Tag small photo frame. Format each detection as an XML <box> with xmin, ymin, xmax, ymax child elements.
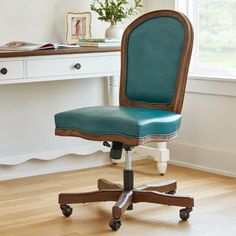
<box><xmin>66</xmin><ymin>12</ymin><xmax>92</xmax><ymax>44</ymax></box>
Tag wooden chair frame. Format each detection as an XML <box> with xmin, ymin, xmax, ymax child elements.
<box><xmin>57</xmin><ymin>10</ymin><xmax>194</xmax><ymax>231</ymax></box>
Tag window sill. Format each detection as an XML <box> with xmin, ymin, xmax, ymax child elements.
<box><xmin>189</xmin><ymin>74</ymin><xmax>236</xmax><ymax>82</ymax></box>
<box><xmin>186</xmin><ymin>74</ymin><xmax>236</xmax><ymax>97</ymax></box>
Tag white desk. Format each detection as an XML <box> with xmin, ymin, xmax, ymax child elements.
<box><xmin>0</xmin><ymin>48</ymin><xmax>120</xmax><ymax>86</ymax></box>
<box><xmin>0</xmin><ymin>48</ymin><xmax>169</xmax><ymax>178</ymax></box>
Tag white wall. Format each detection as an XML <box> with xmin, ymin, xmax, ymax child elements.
<box><xmin>145</xmin><ymin>0</ymin><xmax>175</xmax><ymax>11</ymax></box>
<box><xmin>0</xmin><ymin>0</ymin><xmax>106</xmax><ymax>45</ymax></box>
<box><xmin>169</xmin><ymin>87</ymin><xmax>236</xmax><ymax>177</ymax></box>
<box><xmin>0</xmin><ymin>0</ymin><xmax>145</xmax><ymax>45</ymax></box>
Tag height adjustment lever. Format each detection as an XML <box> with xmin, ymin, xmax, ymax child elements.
<box><xmin>103</xmin><ymin>141</ymin><xmax>111</xmax><ymax>148</ymax></box>
<box><xmin>110</xmin><ymin>142</ymin><xmax>123</xmax><ymax>160</ymax></box>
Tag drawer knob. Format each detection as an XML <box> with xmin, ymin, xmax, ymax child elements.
<box><xmin>74</xmin><ymin>63</ymin><xmax>81</xmax><ymax>70</ymax></box>
<box><xmin>0</xmin><ymin>67</ymin><xmax>7</xmax><ymax>75</ymax></box>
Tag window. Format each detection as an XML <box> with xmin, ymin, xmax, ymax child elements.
<box><xmin>177</xmin><ymin>0</ymin><xmax>236</xmax><ymax>79</ymax></box>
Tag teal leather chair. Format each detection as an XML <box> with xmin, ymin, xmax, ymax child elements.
<box><xmin>55</xmin><ymin>10</ymin><xmax>194</xmax><ymax>231</ymax></box>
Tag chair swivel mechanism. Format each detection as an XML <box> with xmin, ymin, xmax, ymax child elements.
<box><xmin>54</xmin><ymin>10</ymin><xmax>194</xmax><ymax>231</ymax></box>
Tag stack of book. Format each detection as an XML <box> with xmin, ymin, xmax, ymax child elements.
<box><xmin>0</xmin><ymin>41</ymin><xmax>80</xmax><ymax>51</ymax></box>
<box><xmin>78</xmin><ymin>38</ymin><xmax>121</xmax><ymax>47</ymax></box>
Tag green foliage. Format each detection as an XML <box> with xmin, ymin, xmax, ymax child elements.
<box><xmin>91</xmin><ymin>0</ymin><xmax>143</xmax><ymax>25</ymax></box>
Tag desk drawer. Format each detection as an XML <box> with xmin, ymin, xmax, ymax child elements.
<box><xmin>27</xmin><ymin>54</ymin><xmax>120</xmax><ymax>78</ymax></box>
<box><xmin>0</xmin><ymin>61</ymin><xmax>24</xmax><ymax>80</ymax></box>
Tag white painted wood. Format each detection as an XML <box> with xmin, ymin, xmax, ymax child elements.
<box><xmin>0</xmin><ymin>51</ymin><xmax>120</xmax><ymax>170</ymax></box>
<box><xmin>0</xmin><ymin>151</ymin><xmax>112</xmax><ymax>181</ymax></box>
<box><xmin>0</xmin><ymin>142</ymin><xmax>108</xmax><ymax>166</ymax></box>
<box><xmin>26</xmin><ymin>53</ymin><xmax>120</xmax><ymax>79</ymax></box>
<box><xmin>0</xmin><ymin>52</ymin><xmax>121</xmax><ymax>85</ymax></box>
<box><xmin>107</xmin><ymin>75</ymin><xmax>120</xmax><ymax>106</ymax></box>
<box><xmin>0</xmin><ymin>60</ymin><xmax>24</xmax><ymax>80</ymax></box>
<box><xmin>187</xmin><ymin>76</ymin><xmax>236</xmax><ymax>97</ymax></box>
<box><xmin>134</xmin><ymin>144</ymin><xmax>169</xmax><ymax>175</ymax></box>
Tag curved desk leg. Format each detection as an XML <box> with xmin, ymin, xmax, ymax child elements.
<box><xmin>156</xmin><ymin>142</ymin><xmax>169</xmax><ymax>175</ymax></box>
<box><xmin>107</xmin><ymin>76</ymin><xmax>169</xmax><ymax>175</ymax></box>
<box><xmin>133</xmin><ymin>143</ymin><xmax>169</xmax><ymax>175</ymax></box>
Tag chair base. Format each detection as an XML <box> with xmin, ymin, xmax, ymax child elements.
<box><xmin>59</xmin><ymin>177</ymin><xmax>194</xmax><ymax>231</ymax></box>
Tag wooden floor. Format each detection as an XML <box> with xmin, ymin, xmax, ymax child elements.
<box><xmin>1</xmin><ymin>159</ymin><xmax>236</xmax><ymax>236</ymax></box>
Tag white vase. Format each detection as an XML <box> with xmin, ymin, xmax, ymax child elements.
<box><xmin>105</xmin><ymin>24</ymin><xmax>123</xmax><ymax>40</ymax></box>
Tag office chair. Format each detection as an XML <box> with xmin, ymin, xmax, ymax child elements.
<box><xmin>55</xmin><ymin>10</ymin><xmax>194</xmax><ymax>231</ymax></box>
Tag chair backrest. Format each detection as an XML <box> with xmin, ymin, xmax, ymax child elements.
<box><xmin>119</xmin><ymin>10</ymin><xmax>193</xmax><ymax>114</ymax></box>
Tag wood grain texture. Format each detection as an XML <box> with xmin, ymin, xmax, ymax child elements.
<box><xmin>55</xmin><ymin>128</ymin><xmax>178</xmax><ymax>146</ymax></box>
<box><xmin>0</xmin><ymin>47</ymin><xmax>120</xmax><ymax>58</ymax></box>
<box><xmin>112</xmin><ymin>191</ymin><xmax>133</xmax><ymax>219</ymax></box>
<box><xmin>0</xmin><ymin>160</ymin><xmax>236</xmax><ymax>236</ymax></box>
<box><xmin>135</xmin><ymin>179</ymin><xmax>177</xmax><ymax>192</ymax></box>
<box><xmin>97</xmin><ymin>178</ymin><xmax>123</xmax><ymax>190</ymax></box>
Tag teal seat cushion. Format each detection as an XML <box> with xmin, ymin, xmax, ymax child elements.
<box><xmin>55</xmin><ymin>106</ymin><xmax>181</xmax><ymax>139</ymax></box>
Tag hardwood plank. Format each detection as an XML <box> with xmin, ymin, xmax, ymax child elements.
<box><xmin>0</xmin><ymin>159</ymin><xmax>236</xmax><ymax>236</ymax></box>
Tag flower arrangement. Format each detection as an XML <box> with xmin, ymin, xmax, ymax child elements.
<box><xmin>90</xmin><ymin>0</ymin><xmax>143</xmax><ymax>25</ymax></box>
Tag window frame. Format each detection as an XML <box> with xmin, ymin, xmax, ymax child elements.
<box><xmin>176</xmin><ymin>0</ymin><xmax>236</xmax><ymax>80</ymax></box>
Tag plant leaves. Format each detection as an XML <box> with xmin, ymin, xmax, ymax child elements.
<box><xmin>91</xmin><ymin>0</ymin><xmax>143</xmax><ymax>24</ymax></box>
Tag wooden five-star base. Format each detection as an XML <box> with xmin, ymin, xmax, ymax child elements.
<box><xmin>58</xmin><ymin>150</ymin><xmax>194</xmax><ymax>231</ymax></box>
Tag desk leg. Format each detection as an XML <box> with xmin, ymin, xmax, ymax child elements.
<box><xmin>155</xmin><ymin>142</ymin><xmax>169</xmax><ymax>175</ymax></box>
<box><xmin>107</xmin><ymin>76</ymin><xmax>120</xmax><ymax>106</ymax></box>
<box><xmin>133</xmin><ymin>142</ymin><xmax>169</xmax><ymax>175</ymax></box>
<box><xmin>107</xmin><ymin>76</ymin><xmax>169</xmax><ymax>175</ymax></box>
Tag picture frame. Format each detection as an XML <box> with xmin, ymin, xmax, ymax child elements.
<box><xmin>65</xmin><ymin>12</ymin><xmax>92</xmax><ymax>45</ymax></box>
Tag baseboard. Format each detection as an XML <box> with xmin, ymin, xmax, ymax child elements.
<box><xmin>168</xmin><ymin>142</ymin><xmax>236</xmax><ymax>178</ymax></box>
<box><xmin>2</xmin><ymin>141</ymin><xmax>234</xmax><ymax>180</ymax></box>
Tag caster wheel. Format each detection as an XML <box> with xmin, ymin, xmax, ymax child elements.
<box><xmin>166</xmin><ymin>190</ymin><xmax>176</xmax><ymax>195</ymax></box>
<box><xmin>179</xmin><ymin>207</ymin><xmax>192</xmax><ymax>221</ymax></box>
<box><xmin>60</xmin><ymin>204</ymin><xmax>73</xmax><ymax>217</ymax></box>
<box><xmin>109</xmin><ymin>218</ymin><xmax>121</xmax><ymax>231</ymax></box>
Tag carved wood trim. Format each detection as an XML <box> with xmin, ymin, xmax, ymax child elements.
<box><xmin>55</xmin><ymin>129</ymin><xmax>178</xmax><ymax>146</ymax></box>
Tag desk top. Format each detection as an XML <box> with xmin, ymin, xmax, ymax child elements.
<box><xmin>0</xmin><ymin>46</ymin><xmax>120</xmax><ymax>58</ymax></box>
